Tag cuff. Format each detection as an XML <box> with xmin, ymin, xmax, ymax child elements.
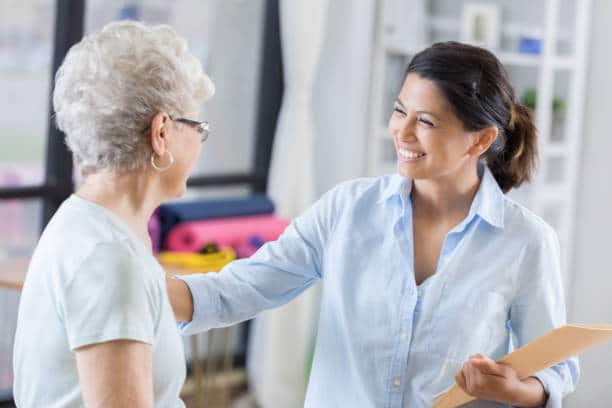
<box><xmin>532</xmin><ymin>369</ymin><xmax>563</xmax><ymax>408</ymax></box>
<box><xmin>173</xmin><ymin>274</ymin><xmax>220</xmax><ymax>336</ymax></box>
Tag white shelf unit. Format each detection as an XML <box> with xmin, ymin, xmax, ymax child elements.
<box><xmin>366</xmin><ymin>0</ymin><xmax>592</xmax><ymax>292</ymax></box>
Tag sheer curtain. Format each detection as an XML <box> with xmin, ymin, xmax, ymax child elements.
<box><xmin>249</xmin><ymin>1</ymin><xmax>329</xmax><ymax>406</ymax></box>
<box><xmin>248</xmin><ymin>0</ymin><xmax>379</xmax><ymax>406</ymax></box>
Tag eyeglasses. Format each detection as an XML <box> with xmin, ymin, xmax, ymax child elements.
<box><xmin>169</xmin><ymin>116</ymin><xmax>210</xmax><ymax>143</ymax></box>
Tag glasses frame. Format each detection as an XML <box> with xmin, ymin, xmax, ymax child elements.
<box><xmin>170</xmin><ymin>115</ymin><xmax>210</xmax><ymax>143</ymax></box>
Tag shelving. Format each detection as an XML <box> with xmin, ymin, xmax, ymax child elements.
<box><xmin>367</xmin><ymin>0</ymin><xmax>592</xmax><ymax>291</ymax></box>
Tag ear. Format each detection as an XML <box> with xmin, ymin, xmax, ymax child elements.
<box><xmin>149</xmin><ymin>112</ymin><xmax>171</xmax><ymax>157</ymax></box>
<box><xmin>467</xmin><ymin>126</ymin><xmax>498</xmax><ymax>157</ymax></box>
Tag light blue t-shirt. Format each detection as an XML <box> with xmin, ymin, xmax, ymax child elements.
<box><xmin>13</xmin><ymin>195</ymin><xmax>186</xmax><ymax>407</ymax></box>
<box><xmin>177</xmin><ymin>165</ymin><xmax>579</xmax><ymax>407</ymax></box>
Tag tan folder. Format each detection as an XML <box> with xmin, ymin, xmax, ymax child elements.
<box><xmin>432</xmin><ymin>324</ymin><xmax>612</xmax><ymax>408</ymax></box>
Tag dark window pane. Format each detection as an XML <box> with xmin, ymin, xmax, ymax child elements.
<box><xmin>0</xmin><ymin>1</ymin><xmax>55</xmax><ymax>188</ymax></box>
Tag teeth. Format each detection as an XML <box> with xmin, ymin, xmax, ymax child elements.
<box><xmin>398</xmin><ymin>148</ymin><xmax>425</xmax><ymax>159</ymax></box>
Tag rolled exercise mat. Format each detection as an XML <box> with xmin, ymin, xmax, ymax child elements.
<box><xmin>157</xmin><ymin>248</ymin><xmax>237</xmax><ymax>272</ymax></box>
<box><xmin>158</xmin><ymin>194</ymin><xmax>275</xmax><ymax>248</ymax></box>
<box><xmin>165</xmin><ymin>215</ymin><xmax>290</xmax><ymax>255</ymax></box>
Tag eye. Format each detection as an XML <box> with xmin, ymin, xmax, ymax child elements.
<box><xmin>393</xmin><ymin>105</ymin><xmax>406</xmax><ymax>116</ymax></box>
<box><xmin>418</xmin><ymin>117</ymin><xmax>434</xmax><ymax>127</ymax></box>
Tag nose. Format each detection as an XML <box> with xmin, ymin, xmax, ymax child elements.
<box><xmin>396</xmin><ymin>115</ymin><xmax>417</xmax><ymax>142</ymax></box>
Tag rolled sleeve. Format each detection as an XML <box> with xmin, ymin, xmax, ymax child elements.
<box><xmin>175</xmin><ymin>273</ymin><xmax>221</xmax><ymax>335</ymax></box>
<box><xmin>533</xmin><ymin>360</ymin><xmax>579</xmax><ymax>408</ymax></box>
<box><xmin>510</xmin><ymin>224</ymin><xmax>580</xmax><ymax>405</ymax></box>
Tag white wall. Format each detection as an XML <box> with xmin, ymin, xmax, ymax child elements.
<box><xmin>566</xmin><ymin>0</ymin><xmax>612</xmax><ymax>405</ymax></box>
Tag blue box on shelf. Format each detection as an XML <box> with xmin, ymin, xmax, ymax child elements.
<box><xmin>519</xmin><ymin>37</ymin><xmax>542</xmax><ymax>55</ymax></box>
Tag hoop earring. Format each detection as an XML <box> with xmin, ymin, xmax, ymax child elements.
<box><xmin>151</xmin><ymin>151</ymin><xmax>174</xmax><ymax>171</ymax></box>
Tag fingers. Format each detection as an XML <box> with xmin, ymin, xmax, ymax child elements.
<box><xmin>455</xmin><ymin>368</ymin><xmax>467</xmax><ymax>390</ymax></box>
<box><xmin>468</xmin><ymin>354</ymin><xmax>507</xmax><ymax>377</ymax></box>
<box><xmin>456</xmin><ymin>355</ymin><xmax>517</xmax><ymax>402</ymax></box>
<box><xmin>459</xmin><ymin>360</ymin><xmax>489</xmax><ymax>397</ymax></box>
<box><xmin>455</xmin><ymin>356</ymin><xmax>482</xmax><ymax>390</ymax></box>
<box><xmin>466</xmin><ymin>361</ymin><xmax>481</xmax><ymax>393</ymax></box>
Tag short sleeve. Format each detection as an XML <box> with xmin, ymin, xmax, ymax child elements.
<box><xmin>56</xmin><ymin>241</ymin><xmax>162</xmax><ymax>350</ymax></box>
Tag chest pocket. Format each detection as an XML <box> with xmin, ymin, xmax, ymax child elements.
<box><xmin>427</xmin><ymin>291</ymin><xmax>507</xmax><ymax>363</ymax></box>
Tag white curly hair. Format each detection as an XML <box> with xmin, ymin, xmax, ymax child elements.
<box><xmin>53</xmin><ymin>20</ymin><xmax>215</xmax><ymax>174</ymax></box>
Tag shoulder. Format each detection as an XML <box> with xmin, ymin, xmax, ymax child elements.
<box><xmin>35</xmin><ymin>197</ymin><xmax>128</xmax><ymax>263</ymax></box>
<box><xmin>502</xmin><ymin>197</ymin><xmax>561</xmax><ymax>281</ymax></box>
<box><xmin>32</xmin><ymin>198</ymin><xmax>152</xmax><ymax>292</ymax></box>
<box><xmin>58</xmin><ymin>239</ymin><xmax>162</xmax><ymax>320</ymax></box>
<box><xmin>59</xmin><ymin>240</ymin><xmax>154</xmax><ymax>301</ymax></box>
<box><xmin>502</xmin><ymin>196</ymin><xmax>559</xmax><ymax>247</ymax></box>
<box><xmin>292</xmin><ymin>176</ymin><xmax>390</xmax><ymax>234</ymax></box>
<box><xmin>300</xmin><ymin>176</ymin><xmax>391</xmax><ymax>224</ymax></box>
<box><xmin>323</xmin><ymin>175</ymin><xmax>393</xmax><ymax>206</ymax></box>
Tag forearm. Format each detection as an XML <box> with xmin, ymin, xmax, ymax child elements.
<box><xmin>166</xmin><ymin>276</ymin><xmax>194</xmax><ymax>322</ymax></box>
<box><xmin>166</xmin><ymin>218</ymin><xmax>325</xmax><ymax>333</ymax></box>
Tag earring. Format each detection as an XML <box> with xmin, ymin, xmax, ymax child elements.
<box><xmin>151</xmin><ymin>151</ymin><xmax>174</xmax><ymax>171</ymax></box>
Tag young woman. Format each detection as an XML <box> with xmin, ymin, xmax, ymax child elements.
<box><xmin>167</xmin><ymin>42</ymin><xmax>578</xmax><ymax>407</ymax></box>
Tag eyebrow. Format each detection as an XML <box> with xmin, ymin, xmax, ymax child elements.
<box><xmin>394</xmin><ymin>98</ymin><xmax>442</xmax><ymax>121</ymax></box>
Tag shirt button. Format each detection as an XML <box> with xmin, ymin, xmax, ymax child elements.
<box><xmin>401</xmin><ymin>333</ymin><xmax>408</xmax><ymax>341</ymax></box>
<box><xmin>393</xmin><ymin>378</ymin><xmax>401</xmax><ymax>387</ymax></box>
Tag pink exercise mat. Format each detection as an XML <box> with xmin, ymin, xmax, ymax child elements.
<box><xmin>165</xmin><ymin>214</ymin><xmax>290</xmax><ymax>257</ymax></box>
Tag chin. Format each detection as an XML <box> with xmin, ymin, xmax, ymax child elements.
<box><xmin>397</xmin><ymin>163</ymin><xmax>418</xmax><ymax>179</ymax></box>
<box><xmin>397</xmin><ymin>157</ymin><xmax>440</xmax><ymax>179</ymax></box>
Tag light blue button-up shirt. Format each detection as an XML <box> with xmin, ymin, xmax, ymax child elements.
<box><xmin>177</xmin><ymin>166</ymin><xmax>579</xmax><ymax>407</ymax></box>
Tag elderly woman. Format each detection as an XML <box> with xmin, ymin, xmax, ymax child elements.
<box><xmin>13</xmin><ymin>21</ymin><xmax>213</xmax><ymax>407</ymax></box>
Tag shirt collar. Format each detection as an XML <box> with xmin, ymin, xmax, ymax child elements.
<box><xmin>377</xmin><ymin>164</ymin><xmax>505</xmax><ymax>229</ymax></box>
<box><xmin>378</xmin><ymin>174</ymin><xmax>412</xmax><ymax>207</ymax></box>
<box><xmin>469</xmin><ymin>164</ymin><xmax>505</xmax><ymax>229</ymax></box>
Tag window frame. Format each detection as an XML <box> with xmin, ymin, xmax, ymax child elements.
<box><xmin>0</xmin><ymin>0</ymin><xmax>282</xmax><ymax>229</ymax></box>
<box><xmin>0</xmin><ymin>0</ymin><xmax>283</xmax><ymax>399</ymax></box>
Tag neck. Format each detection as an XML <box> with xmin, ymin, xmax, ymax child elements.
<box><xmin>76</xmin><ymin>168</ymin><xmax>162</xmax><ymax>247</ymax></box>
<box><xmin>411</xmin><ymin>163</ymin><xmax>481</xmax><ymax>218</ymax></box>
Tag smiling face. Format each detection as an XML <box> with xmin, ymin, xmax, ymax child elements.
<box><xmin>388</xmin><ymin>73</ymin><xmax>484</xmax><ymax>182</ymax></box>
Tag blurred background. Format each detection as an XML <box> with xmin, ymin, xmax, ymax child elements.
<box><xmin>0</xmin><ymin>0</ymin><xmax>610</xmax><ymax>407</ymax></box>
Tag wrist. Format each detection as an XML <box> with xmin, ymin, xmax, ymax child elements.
<box><xmin>509</xmin><ymin>377</ymin><xmax>547</xmax><ymax>408</ymax></box>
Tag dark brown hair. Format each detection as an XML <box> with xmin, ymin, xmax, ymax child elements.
<box><xmin>405</xmin><ymin>41</ymin><xmax>537</xmax><ymax>193</ymax></box>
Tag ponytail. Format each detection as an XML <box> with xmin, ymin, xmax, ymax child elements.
<box><xmin>486</xmin><ymin>103</ymin><xmax>538</xmax><ymax>193</ymax></box>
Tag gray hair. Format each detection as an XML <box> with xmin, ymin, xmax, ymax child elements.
<box><xmin>53</xmin><ymin>21</ymin><xmax>215</xmax><ymax>174</ymax></box>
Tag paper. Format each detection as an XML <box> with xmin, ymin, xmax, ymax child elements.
<box><xmin>432</xmin><ymin>324</ymin><xmax>612</xmax><ymax>408</ymax></box>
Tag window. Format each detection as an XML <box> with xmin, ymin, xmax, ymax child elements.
<box><xmin>84</xmin><ymin>0</ymin><xmax>271</xmax><ymax>199</ymax></box>
<box><xmin>0</xmin><ymin>1</ymin><xmax>54</xmax><ymax>253</ymax></box>
<box><xmin>0</xmin><ymin>1</ymin><xmax>282</xmax><ymax>400</ymax></box>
